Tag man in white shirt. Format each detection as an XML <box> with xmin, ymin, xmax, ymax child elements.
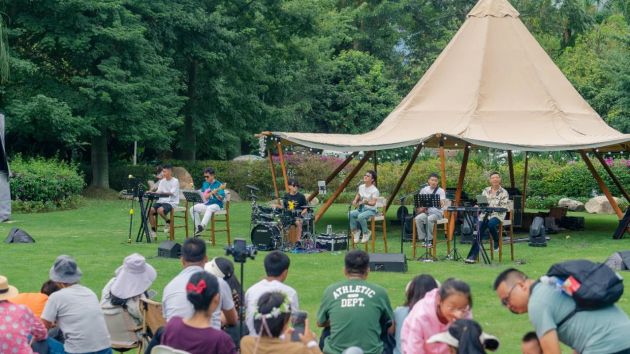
<box><xmin>414</xmin><ymin>173</ymin><xmax>446</xmax><ymax>247</ymax></box>
<box><xmin>244</xmin><ymin>251</ymin><xmax>299</xmax><ymax>335</ymax></box>
<box><xmin>148</xmin><ymin>164</ymin><xmax>180</xmax><ymax>239</ymax></box>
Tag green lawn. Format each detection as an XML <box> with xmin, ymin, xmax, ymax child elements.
<box><xmin>1</xmin><ymin>199</ymin><xmax>629</xmax><ymax>353</ymax></box>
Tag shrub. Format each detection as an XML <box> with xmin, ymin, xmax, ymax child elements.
<box><xmin>10</xmin><ymin>156</ymin><xmax>85</xmax><ymax>212</ymax></box>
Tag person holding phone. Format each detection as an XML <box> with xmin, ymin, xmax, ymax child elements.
<box><xmin>240</xmin><ymin>291</ymin><xmax>321</xmax><ymax>354</ymax></box>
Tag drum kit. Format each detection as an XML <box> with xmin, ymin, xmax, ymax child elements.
<box><xmin>247</xmin><ymin>185</ymin><xmax>316</xmax><ymax>251</ymax></box>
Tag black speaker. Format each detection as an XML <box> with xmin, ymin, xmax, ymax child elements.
<box><xmin>369</xmin><ymin>253</ymin><xmax>407</xmax><ymax>273</ymax></box>
<box><xmin>158</xmin><ymin>240</ymin><xmax>181</xmax><ymax>258</ymax></box>
<box><xmin>512</xmin><ymin>195</ymin><xmax>523</xmax><ymax>227</ymax></box>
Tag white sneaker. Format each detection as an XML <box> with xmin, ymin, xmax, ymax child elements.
<box><xmin>353</xmin><ymin>230</ymin><xmax>361</xmax><ymax>243</ymax></box>
<box><xmin>150</xmin><ymin>230</ymin><xmax>157</xmax><ymax>241</ymax></box>
<box><xmin>163</xmin><ymin>224</ymin><xmax>170</xmax><ymax>233</ymax></box>
<box><xmin>361</xmin><ymin>231</ymin><xmax>371</xmax><ymax>243</ymax></box>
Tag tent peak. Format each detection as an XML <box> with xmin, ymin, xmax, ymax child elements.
<box><xmin>467</xmin><ymin>0</ymin><xmax>519</xmax><ymax>18</ymax></box>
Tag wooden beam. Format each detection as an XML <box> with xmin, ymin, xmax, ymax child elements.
<box><xmin>268</xmin><ymin>148</ymin><xmax>280</xmax><ymax>200</ymax></box>
<box><xmin>522</xmin><ymin>153</ymin><xmax>529</xmax><ymax>210</ymax></box>
<box><xmin>277</xmin><ymin>142</ymin><xmax>289</xmax><ymax>192</ymax></box>
<box><xmin>373</xmin><ymin>151</ymin><xmax>378</xmax><ymax>187</ymax></box>
<box><xmin>580</xmin><ymin>151</ymin><xmax>624</xmax><ymax>219</ymax></box>
<box><xmin>449</xmin><ymin>147</ymin><xmax>470</xmax><ymax>247</ymax></box>
<box><xmin>307</xmin><ymin>152</ymin><xmax>358</xmax><ymax>202</ymax></box>
<box><xmin>508</xmin><ymin>150</ymin><xmax>515</xmax><ymax>189</ymax></box>
<box><xmin>385</xmin><ymin>144</ymin><xmax>423</xmax><ymax>212</ymax></box>
<box><xmin>593</xmin><ymin>150</ymin><xmax>630</xmax><ymax>203</ymax></box>
<box><xmin>315</xmin><ymin>152</ymin><xmax>373</xmax><ymax>223</ymax></box>
<box><xmin>439</xmin><ymin>142</ymin><xmax>447</xmax><ymax>190</ymax></box>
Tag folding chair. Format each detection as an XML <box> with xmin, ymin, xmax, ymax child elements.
<box><xmin>210</xmin><ymin>190</ymin><xmax>231</xmax><ymax>246</ymax></box>
<box><xmin>139</xmin><ymin>298</ymin><xmax>166</xmax><ymax>353</ymax></box>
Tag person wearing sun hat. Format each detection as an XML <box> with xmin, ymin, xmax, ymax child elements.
<box><xmin>0</xmin><ymin>275</ymin><xmax>48</xmax><ymax>353</ymax></box>
<box><xmin>101</xmin><ymin>253</ymin><xmax>157</xmax><ymax>326</ymax></box>
<box><xmin>427</xmin><ymin>319</ymin><xmax>499</xmax><ymax>354</ymax></box>
<box><xmin>41</xmin><ymin>255</ymin><xmax>112</xmax><ymax>354</ymax></box>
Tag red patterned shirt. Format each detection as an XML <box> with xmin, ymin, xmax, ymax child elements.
<box><xmin>0</xmin><ymin>300</ymin><xmax>47</xmax><ymax>354</ymax></box>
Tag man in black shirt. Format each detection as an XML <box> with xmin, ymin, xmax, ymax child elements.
<box><xmin>281</xmin><ymin>178</ymin><xmax>308</xmax><ymax>242</ymax></box>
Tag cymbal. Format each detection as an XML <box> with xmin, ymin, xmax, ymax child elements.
<box><xmin>246</xmin><ymin>184</ymin><xmax>260</xmax><ymax>191</ymax></box>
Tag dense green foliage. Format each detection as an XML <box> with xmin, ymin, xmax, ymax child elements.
<box><xmin>0</xmin><ymin>0</ymin><xmax>628</xmax><ymax>188</ymax></box>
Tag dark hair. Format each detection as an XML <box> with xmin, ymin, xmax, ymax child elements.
<box><xmin>493</xmin><ymin>268</ymin><xmax>527</xmax><ymax>290</ymax></box>
<box><xmin>428</xmin><ymin>173</ymin><xmax>440</xmax><ymax>180</ymax></box>
<box><xmin>40</xmin><ymin>280</ymin><xmax>61</xmax><ymax>296</ymax></box>
<box><xmin>186</xmin><ymin>272</ymin><xmax>220</xmax><ymax>312</ymax></box>
<box><xmin>204</xmin><ymin>167</ymin><xmax>215</xmax><ymax>175</ymax></box>
<box><xmin>162</xmin><ymin>164</ymin><xmax>173</xmax><ymax>170</ymax></box>
<box><xmin>264</xmin><ymin>251</ymin><xmax>291</xmax><ymax>277</ymax></box>
<box><xmin>522</xmin><ymin>331</ymin><xmax>538</xmax><ymax>343</ymax></box>
<box><xmin>405</xmin><ymin>274</ymin><xmax>438</xmax><ymax>309</ymax></box>
<box><xmin>345</xmin><ymin>250</ymin><xmax>370</xmax><ymax>275</ymax></box>
<box><xmin>439</xmin><ymin>278</ymin><xmax>472</xmax><ymax>308</ymax></box>
<box><xmin>365</xmin><ymin>170</ymin><xmax>377</xmax><ymax>184</ymax></box>
<box><xmin>155</xmin><ymin>165</ymin><xmax>163</xmax><ymax>174</ymax></box>
<box><xmin>287</xmin><ymin>178</ymin><xmax>299</xmax><ymax>187</ymax></box>
<box><xmin>489</xmin><ymin>171</ymin><xmax>501</xmax><ymax>178</ymax></box>
<box><xmin>214</xmin><ymin>257</ymin><xmax>243</xmax><ymax>314</ymax></box>
<box><xmin>182</xmin><ymin>237</ymin><xmax>206</xmax><ymax>263</ymax></box>
<box><xmin>253</xmin><ymin>292</ymin><xmax>291</xmax><ymax>337</ymax></box>
<box><xmin>449</xmin><ymin>319</ymin><xmax>487</xmax><ymax>354</ymax></box>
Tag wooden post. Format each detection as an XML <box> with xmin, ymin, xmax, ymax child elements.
<box><xmin>508</xmin><ymin>150</ymin><xmax>515</xmax><ymax>189</ymax></box>
<box><xmin>594</xmin><ymin>150</ymin><xmax>630</xmax><ymax>203</ymax></box>
<box><xmin>580</xmin><ymin>151</ymin><xmax>624</xmax><ymax>219</ymax></box>
<box><xmin>385</xmin><ymin>144</ymin><xmax>423</xmax><ymax>212</ymax></box>
<box><xmin>277</xmin><ymin>142</ymin><xmax>289</xmax><ymax>192</ymax></box>
<box><xmin>522</xmin><ymin>153</ymin><xmax>529</xmax><ymax>210</ymax></box>
<box><xmin>307</xmin><ymin>152</ymin><xmax>358</xmax><ymax>202</ymax></box>
<box><xmin>268</xmin><ymin>148</ymin><xmax>280</xmax><ymax>200</ymax></box>
<box><xmin>315</xmin><ymin>152</ymin><xmax>373</xmax><ymax>223</ymax></box>
<box><xmin>373</xmin><ymin>151</ymin><xmax>378</xmax><ymax>187</ymax></box>
<box><xmin>439</xmin><ymin>142</ymin><xmax>447</xmax><ymax>190</ymax></box>
<box><xmin>448</xmin><ymin>147</ymin><xmax>470</xmax><ymax>249</ymax></box>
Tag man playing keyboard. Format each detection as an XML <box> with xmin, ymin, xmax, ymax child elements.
<box><xmin>149</xmin><ymin>164</ymin><xmax>180</xmax><ymax>240</ymax></box>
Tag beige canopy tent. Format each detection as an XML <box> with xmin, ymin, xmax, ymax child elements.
<box><xmin>260</xmin><ymin>0</ymin><xmax>630</xmax><ymax>233</ymax></box>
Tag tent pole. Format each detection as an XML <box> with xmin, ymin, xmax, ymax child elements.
<box><xmin>522</xmin><ymin>153</ymin><xmax>529</xmax><ymax>210</ymax></box>
<box><xmin>580</xmin><ymin>151</ymin><xmax>623</xmax><ymax>219</ymax></box>
<box><xmin>268</xmin><ymin>148</ymin><xmax>280</xmax><ymax>200</ymax></box>
<box><xmin>277</xmin><ymin>142</ymin><xmax>289</xmax><ymax>192</ymax></box>
<box><xmin>448</xmin><ymin>147</ymin><xmax>470</xmax><ymax>252</ymax></box>
<box><xmin>373</xmin><ymin>151</ymin><xmax>378</xmax><ymax>187</ymax></box>
<box><xmin>439</xmin><ymin>141</ymin><xmax>447</xmax><ymax>190</ymax></box>
<box><xmin>508</xmin><ymin>151</ymin><xmax>515</xmax><ymax>189</ymax></box>
<box><xmin>385</xmin><ymin>144</ymin><xmax>423</xmax><ymax>212</ymax></box>
<box><xmin>307</xmin><ymin>152</ymin><xmax>358</xmax><ymax>202</ymax></box>
<box><xmin>315</xmin><ymin>152</ymin><xmax>373</xmax><ymax>224</ymax></box>
<box><xmin>593</xmin><ymin>150</ymin><xmax>630</xmax><ymax>203</ymax></box>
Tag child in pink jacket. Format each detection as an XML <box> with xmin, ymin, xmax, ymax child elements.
<box><xmin>400</xmin><ymin>278</ymin><xmax>473</xmax><ymax>354</ymax></box>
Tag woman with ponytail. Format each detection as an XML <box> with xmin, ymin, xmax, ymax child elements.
<box><xmin>161</xmin><ymin>271</ymin><xmax>236</xmax><ymax>354</ymax></box>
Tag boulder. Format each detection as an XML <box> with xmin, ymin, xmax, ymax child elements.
<box><xmin>172</xmin><ymin>167</ymin><xmax>195</xmax><ymax>190</ymax></box>
<box><xmin>227</xmin><ymin>189</ymin><xmax>241</xmax><ymax>202</ymax></box>
<box><xmin>558</xmin><ymin>198</ymin><xmax>585</xmax><ymax>211</ymax></box>
<box><xmin>585</xmin><ymin>196</ymin><xmax>621</xmax><ymax>214</ymax></box>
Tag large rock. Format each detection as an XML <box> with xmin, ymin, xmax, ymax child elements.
<box><xmin>585</xmin><ymin>196</ymin><xmax>621</xmax><ymax>214</ymax></box>
<box><xmin>173</xmin><ymin>166</ymin><xmax>195</xmax><ymax>190</ymax></box>
<box><xmin>558</xmin><ymin>198</ymin><xmax>585</xmax><ymax>211</ymax></box>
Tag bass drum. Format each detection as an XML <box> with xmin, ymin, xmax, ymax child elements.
<box><xmin>251</xmin><ymin>223</ymin><xmax>282</xmax><ymax>251</ymax></box>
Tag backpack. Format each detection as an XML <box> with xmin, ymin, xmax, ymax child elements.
<box><xmin>4</xmin><ymin>228</ymin><xmax>35</xmax><ymax>243</ymax></box>
<box><xmin>529</xmin><ymin>216</ymin><xmax>546</xmax><ymax>247</ymax></box>
<box><xmin>544</xmin><ymin>259</ymin><xmax>624</xmax><ymax>327</ymax></box>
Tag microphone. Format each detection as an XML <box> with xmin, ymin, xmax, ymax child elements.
<box><xmin>128</xmin><ymin>174</ymin><xmax>134</xmax><ymax>179</ymax></box>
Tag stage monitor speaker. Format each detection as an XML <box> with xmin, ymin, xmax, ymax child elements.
<box><xmin>369</xmin><ymin>253</ymin><xmax>407</xmax><ymax>273</ymax></box>
<box><xmin>511</xmin><ymin>195</ymin><xmax>523</xmax><ymax>227</ymax></box>
<box><xmin>158</xmin><ymin>240</ymin><xmax>181</xmax><ymax>259</ymax></box>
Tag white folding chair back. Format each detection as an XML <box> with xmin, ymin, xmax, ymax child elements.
<box><xmin>151</xmin><ymin>345</ymin><xmax>191</xmax><ymax>354</ymax></box>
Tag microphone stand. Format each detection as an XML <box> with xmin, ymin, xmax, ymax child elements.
<box><xmin>347</xmin><ymin>204</ymin><xmax>352</xmax><ymax>251</ymax></box>
<box><xmin>399</xmin><ymin>195</ymin><xmax>407</xmax><ymax>254</ymax></box>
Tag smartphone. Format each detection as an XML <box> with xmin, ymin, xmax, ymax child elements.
<box><xmin>234</xmin><ymin>239</ymin><xmax>246</xmax><ymax>253</ymax></box>
<box><xmin>290</xmin><ymin>311</ymin><xmax>308</xmax><ymax>342</ymax></box>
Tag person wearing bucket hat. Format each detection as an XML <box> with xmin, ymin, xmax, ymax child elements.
<box><xmin>427</xmin><ymin>319</ymin><xmax>499</xmax><ymax>354</ymax></box>
<box><xmin>101</xmin><ymin>253</ymin><xmax>157</xmax><ymax>326</ymax></box>
<box><xmin>41</xmin><ymin>255</ymin><xmax>112</xmax><ymax>354</ymax></box>
<box><xmin>0</xmin><ymin>275</ymin><xmax>49</xmax><ymax>352</ymax></box>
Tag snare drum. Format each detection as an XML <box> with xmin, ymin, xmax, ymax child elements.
<box><xmin>251</xmin><ymin>223</ymin><xmax>282</xmax><ymax>251</ymax></box>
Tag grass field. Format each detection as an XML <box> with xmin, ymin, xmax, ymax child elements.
<box><xmin>1</xmin><ymin>199</ymin><xmax>629</xmax><ymax>353</ymax></box>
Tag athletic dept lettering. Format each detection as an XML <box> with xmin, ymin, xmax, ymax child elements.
<box><xmin>333</xmin><ymin>284</ymin><xmax>376</xmax><ymax>300</ymax></box>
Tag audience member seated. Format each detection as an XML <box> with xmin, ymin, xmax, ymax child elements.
<box><xmin>245</xmin><ymin>251</ymin><xmax>299</xmax><ymax>335</ymax></box>
<box><xmin>494</xmin><ymin>268</ymin><xmax>630</xmax><ymax>354</ymax></box>
<box><xmin>163</xmin><ymin>238</ymin><xmax>237</xmax><ymax>329</ymax></box>
<box><xmin>161</xmin><ymin>271</ymin><xmax>236</xmax><ymax>354</ymax></box>
<box><xmin>41</xmin><ymin>255</ymin><xmax>112</xmax><ymax>354</ymax></box>
<box><xmin>241</xmin><ymin>291</ymin><xmax>321</xmax><ymax>354</ymax></box>
<box><xmin>427</xmin><ymin>319</ymin><xmax>499</xmax><ymax>354</ymax></box>
<box><xmin>9</xmin><ymin>279</ymin><xmax>60</xmax><ymax>318</ymax></box>
<box><xmin>394</xmin><ymin>275</ymin><xmax>438</xmax><ymax>354</ymax></box>
<box><xmin>0</xmin><ymin>275</ymin><xmax>48</xmax><ymax>352</ymax></box>
<box><xmin>317</xmin><ymin>250</ymin><xmax>394</xmax><ymax>354</ymax></box>
<box><xmin>521</xmin><ymin>332</ymin><xmax>541</xmax><ymax>354</ymax></box>
<box><xmin>101</xmin><ymin>253</ymin><xmax>157</xmax><ymax>327</ymax></box>
<box><xmin>401</xmin><ymin>278</ymin><xmax>473</xmax><ymax>354</ymax></box>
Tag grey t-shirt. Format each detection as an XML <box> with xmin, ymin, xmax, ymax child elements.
<box><xmin>41</xmin><ymin>284</ymin><xmax>111</xmax><ymax>353</ymax></box>
<box><xmin>529</xmin><ymin>280</ymin><xmax>630</xmax><ymax>354</ymax></box>
<box><xmin>162</xmin><ymin>266</ymin><xmax>234</xmax><ymax>329</ymax></box>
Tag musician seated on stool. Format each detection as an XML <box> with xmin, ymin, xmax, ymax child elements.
<box><xmin>149</xmin><ymin>164</ymin><xmax>180</xmax><ymax>239</ymax></box>
<box><xmin>190</xmin><ymin>167</ymin><xmax>225</xmax><ymax>236</ymax></box>
<box><xmin>465</xmin><ymin>172</ymin><xmax>509</xmax><ymax>264</ymax></box>
<box><xmin>278</xmin><ymin>178</ymin><xmax>307</xmax><ymax>240</ymax></box>
<box><xmin>414</xmin><ymin>173</ymin><xmax>446</xmax><ymax>247</ymax></box>
<box><xmin>350</xmin><ymin>170</ymin><xmax>379</xmax><ymax>244</ymax></box>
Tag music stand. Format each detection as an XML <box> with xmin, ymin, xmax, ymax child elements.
<box><xmin>414</xmin><ymin>193</ymin><xmax>442</xmax><ymax>262</ymax></box>
<box><xmin>183</xmin><ymin>190</ymin><xmax>204</xmax><ymax>236</ymax></box>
